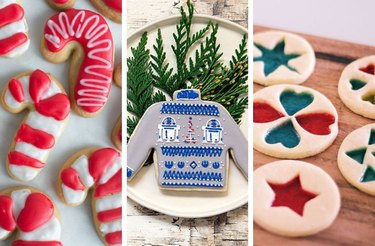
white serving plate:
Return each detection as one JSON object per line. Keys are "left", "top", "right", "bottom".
{"left": 127, "top": 15, "right": 248, "bottom": 218}
{"left": 0, "top": 1, "right": 122, "bottom": 245}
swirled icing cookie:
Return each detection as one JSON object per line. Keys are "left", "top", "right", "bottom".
{"left": 41, "top": 9, "right": 114, "bottom": 117}
{"left": 57, "top": 147, "right": 122, "bottom": 245}
{"left": 254, "top": 160, "right": 340, "bottom": 237}
{"left": 1, "top": 69, "right": 70, "bottom": 181}
{"left": 0, "top": 186, "right": 62, "bottom": 245}
{"left": 47, "top": 0, "right": 76, "bottom": 10}
{"left": 338, "top": 56, "right": 375, "bottom": 119}
{"left": 91, "top": 0, "right": 122, "bottom": 23}
{"left": 0, "top": 0, "right": 30, "bottom": 58}
{"left": 338, "top": 124, "right": 375, "bottom": 196}
{"left": 254, "top": 84, "right": 338, "bottom": 158}
{"left": 254, "top": 31, "right": 315, "bottom": 86}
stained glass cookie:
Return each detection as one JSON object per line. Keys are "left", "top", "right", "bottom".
{"left": 254, "top": 160, "right": 340, "bottom": 237}
{"left": 254, "top": 31, "right": 315, "bottom": 86}
{"left": 254, "top": 84, "right": 338, "bottom": 158}
{"left": 338, "top": 124, "right": 375, "bottom": 196}
{"left": 338, "top": 56, "right": 375, "bottom": 119}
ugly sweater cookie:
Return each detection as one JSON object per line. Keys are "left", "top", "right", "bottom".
{"left": 127, "top": 89, "right": 248, "bottom": 191}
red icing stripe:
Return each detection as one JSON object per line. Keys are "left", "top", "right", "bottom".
{"left": 88, "top": 148, "right": 120, "bottom": 182}
{"left": 16, "top": 124, "right": 55, "bottom": 149}
{"left": 0, "top": 4, "right": 24, "bottom": 28}
{"left": 296, "top": 113, "right": 335, "bottom": 135}
{"left": 61, "top": 168, "right": 86, "bottom": 191}
{"left": 8, "top": 79, "right": 25, "bottom": 103}
{"left": 35, "top": 94, "right": 70, "bottom": 121}
{"left": 95, "top": 169, "right": 121, "bottom": 198}
{"left": 0, "top": 33, "right": 28, "bottom": 56}
{"left": 97, "top": 207, "right": 121, "bottom": 223}
{"left": 254, "top": 102, "right": 284, "bottom": 123}
{"left": 29, "top": 70, "right": 51, "bottom": 103}
{"left": 0, "top": 195, "right": 16, "bottom": 231}
{"left": 53, "top": 0, "right": 69, "bottom": 3}
{"left": 12, "top": 241, "right": 62, "bottom": 246}
{"left": 104, "top": 0, "right": 122, "bottom": 12}
{"left": 8, "top": 151, "right": 45, "bottom": 168}
{"left": 105, "top": 231, "right": 122, "bottom": 244}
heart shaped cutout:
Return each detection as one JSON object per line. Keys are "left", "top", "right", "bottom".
{"left": 265, "top": 120, "right": 300, "bottom": 148}
{"left": 0, "top": 195, "right": 16, "bottom": 231}
{"left": 280, "top": 90, "right": 313, "bottom": 116}
{"left": 296, "top": 113, "right": 335, "bottom": 135}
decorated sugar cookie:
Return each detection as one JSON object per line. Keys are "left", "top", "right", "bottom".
{"left": 338, "top": 124, "right": 375, "bottom": 196}
{"left": 58, "top": 147, "right": 122, "bottom": 245}
{"left": 112, "top": 62, "right": 121, "bottom": 150}
{"left": 1, "top": 69, "right": 70, "bottom": 181}
{"left": 254, "top": 84, "right": 338, "bottom": 158}
{"left": 91, "top": 0, "right": 122, "bottom": 23}
{"left": 253, "top": 31, "right": 315, "bottom": 86}
{"left": 254, "top": 160, "right": 340, "bottom": 237}
{"left": 0, "top": 0, "right": 30, "bottom": 58}
{"left": 338, "top": 56, "right": 375, "bottom": 119}
{"left": 127, "top": 89, "right": 248, "bottom": 191}
{"left": 0, "top": 186, "right": 62, "bottom": 245}
{"left": 42, "top": 9, "right": 114, "bottom": 117}
{"left": 47, "top": 0, "right": 76, "bottom": 10}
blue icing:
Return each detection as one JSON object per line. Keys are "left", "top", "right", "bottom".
{"left": 162, "top": 170, "right": 223, "bottom": 182}
{"left": 212, "top": 162, "right": 220, "bottom": 169}
{"left": 176, "top": 89, "right": 200, "bottom": 100}
{"left": 162, "top": 182, "right": 224, "bottom": 188}
{"left": 165, "top": 161, "right": 174, "bottom": 169}
{"left": 127, "top": 167, "right": 134, "bottom": 178}
{"left": 177, "top": 161, "right": 185, "bottom": 168}
{"left": 280, "top": 90, "right": 313, "bottom": 116}
{"left": 265, "top": 120, "right": 300, "bottom": 148}
{"left": 161, "top": 146, "right": 223, "bottom": 157}
{"left": 202, "top": 160, "right": 209, "bottom": 168}
{"left": 190, "top": 161, "right": 198, "bottom": 169}
{"left": 161, "top": 103, "right": 220, "bottom": 116}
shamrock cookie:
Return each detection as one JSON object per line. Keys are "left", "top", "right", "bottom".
{"left": 338, "top": 56, "right": 375, "bottom": 119}
{"left": 58, "top": 147, "right": 122, "bottom": 245}
{"left": 0, "top": 0, "right": 30, "bottom": 58}
{"left": 127, "top": 89, "right": 248, "bottom": 191}
{"left": 338, "top": 124, "right": 375, "bottom": 196}
{"left": 254, "top": 31, "right": 315, "bottom": 86}
{"left": 47, "top": 0, "right": 76, "bottom": 10}
{"left": 254, "top": 84, "right": 338, "bottom": 158}
{"left": 42, "top": 9, "right": 115, "bottom": 117}
{"left": 254, "top": 160, "right": 340, "bottom": 237}
{"left": 0, "top": 186, "right": 62, "bottom": 245}
{"left": 1, "top": 69, "right": 70, "bottom": 181}
{"left": 91, "top": 0, "right": 122, "bottom": 23}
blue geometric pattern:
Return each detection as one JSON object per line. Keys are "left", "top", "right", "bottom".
{"left": 190, "top": 161, "right": 198, "bottom": 169}
{"left": 162, "top": 182, "right": 224, "bottom": 188}
{"left": 161, "top": 103, "right": 219, "bottom": 116}
{"left": 164, "top": 161, "right": 174, "bottom": 169}
{"left": 162, "top": 170, "right": 223, "bottom": 182}
{"left": 161, "top": 146, "right": 223, "bottom": 157}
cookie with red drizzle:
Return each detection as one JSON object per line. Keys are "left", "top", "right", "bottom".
{"left": 46, "top": 0, "right": 76, "bottom": 10}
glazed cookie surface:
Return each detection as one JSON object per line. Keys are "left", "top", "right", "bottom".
{"left": 1, "top": 69, "right": 70, "bottom": 181}
{"left": 253, "top": 31, "right": 315, "bottom": 86}
{"left": 338, "top": 56, "right": 375, "bottom": 119}
{"left": 0, "top": 186, "right": 62, "bottom": 245}
{"left": 338, "top": 124, "right": 375, "bottom": 196}
{"left": 47, "top": 0, "right": 76, "bottom": 10}
{"left": 254, "top": 160, "right": 340, "bottom": 237}
{"left": 0, "top": 0, "right": 30, "bottom": 58}
{"left": 91, "top": 0, "right": 122, "bottom": 23}
{"left": 254, "top": 84, "right": 338, "bottom": 159}
{"left": 57, "top": 147, "right": 122, "bottom": 246}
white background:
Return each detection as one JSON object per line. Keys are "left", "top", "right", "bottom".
{"left": 0, "top": 1, "right": 122, "bottom": 245}
{"left": 254, "top": 0, "right": 375, "bottom": 46}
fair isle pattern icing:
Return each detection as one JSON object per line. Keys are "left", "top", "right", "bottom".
{"left": 59, "top": 148, "right": 122, "bottom": 245}
{"left": 43, "top": 9, "right": 114, "bottom": 115}
{"left": 0, "top": 0, "right": 30, "bottom": 58}
{"left": 2, "top": 70, "right": 70, "bottom": 181}
{"left": 0, "top": 188, "right": 62, "bottom": 245}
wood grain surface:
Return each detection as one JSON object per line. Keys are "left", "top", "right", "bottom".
{"left": 127, "top": 1, "right": 248, "bottom": 245}
{"left": 254, "top": 26, "right": 375, "bottom": 246}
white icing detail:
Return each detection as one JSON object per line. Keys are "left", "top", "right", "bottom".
{"left": 0, "top": 228, "right": 11, "bottom": 240}
{"left": 19, "top": 216, "right": 61, "bottom": 241}
{"left": 11, "top": 189, "right": 31, "bottom": 218}
{"left": 15, "top": 142, "right": 49, "bottom": 161}
{"left": 41, "top": 80, "right": 62, "bottom": 100}
{"left": 99, "top": 219, "right": 121, "bottom": 234}
{"left": 44, "top": 11, "right": 113, "bottom": 107}
{"left": 61, "top": 184, "right": 86, "bottom": 204}
{"left": 0, "top": 20, "right": 27, "bottom": 39}
{"left": 25, "top": 112, "right": 65, "bottom": 137}
{"left": 9, "top": 165, "right": 40, "bottom": 181}
{"left": 71, "top": 155, "right": 94, "bottom": 187}
{"left": 96, "top": 193, "right": 122, "bottom": 212}
{"left": 99, "top": 156, "right": 121, "bottom": 184}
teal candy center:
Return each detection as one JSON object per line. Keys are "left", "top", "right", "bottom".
{"left": 350, "top": 79, "right": 366, "bottom": 90}
{"left": 265, "top": 120, "right": 300, "bottom": 148}
{"left": 280, "top": 90, "right": 314, "bottom": 116}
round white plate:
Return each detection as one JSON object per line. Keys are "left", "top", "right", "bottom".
{"left": 127, "top": 15, "right": 248, "bottom": 218}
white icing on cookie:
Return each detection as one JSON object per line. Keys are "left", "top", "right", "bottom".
{"left": 9, "top": 165, "right": 40, "bottom": 181}
{"left": 11, "top": 189, "right": 31, "bottom": 218}
{"left": 98, "top": 156, "right": 121, "bottom": 184}
{"left": 61, "top": 184, "right": 86, "bottom": 204}
{"left": 19, "top": 217, "right": 61, "bottom": 241}
{"left": 96, "top": 193, "right": 121, "bottom": 212}
{"left": 99, "top": 219, "right": 121, "bottom": 234}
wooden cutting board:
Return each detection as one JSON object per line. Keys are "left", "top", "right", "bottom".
{"left": 254, "top": 26, "right": 375, "bottom": 246}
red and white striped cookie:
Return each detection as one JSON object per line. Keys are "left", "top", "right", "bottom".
{"left": 46, "top": 0, "right": 76, "bottom": 11}
{"left": 0, "top": 186, "right": 62, "bottom": 246}
{"left": 0, "top": 0, "right": 30, "bottom": 58}
{"left": 91, "top": 0, "right": 122, "bottom": 23}
{"left": 1, "top": 69, "right": 70, "bottom": 181}
{"left": 58, "top": 147, "right": 122, "bottom": 246}
{"left": 42, "top": 9, "right": 114, "bottom": 117}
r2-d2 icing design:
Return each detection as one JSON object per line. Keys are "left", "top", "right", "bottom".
{"left": 158, "top": 117, "right": 180, "bottom": 142}
{"left": 203, "top": 119, "right": 223, "bottom": 144}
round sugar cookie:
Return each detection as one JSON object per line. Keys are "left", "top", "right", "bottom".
{"left": 338, "top": 56, "right": 375, "bottom": 119}
{"left": 254, "top": 160, "right": 340, "bottom": 237}
{"left": 254, "top": 84, "right": 338, "bottom": 159}
{"left": 338, "top": 124, "right": 375, "bottom": 196}
{"left": 253, "top": 31, "right": 315, "bottom": 86}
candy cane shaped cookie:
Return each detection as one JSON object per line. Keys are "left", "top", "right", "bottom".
{"left": 0, "top": 0, "right": 30, "bottom": 58}
{"left": 112, "top": 62, "right": 121, "bottom": 150}
{"left": 0, "top": 186, "right": 62, "bottom": 245}
{"left": 42, "top": 9, "right": 114, "bottom": 117}
{"left": 58, "top": 147, "right": 122, "bottom": 245}
{"left": 46, "top": 0, "right": 76, "bottom": 11}
{"left": 91, "top": 0, "right": 122, "bottom": 23}
{"left": 1, "top": 69, "right": 70, "bottom": 181}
